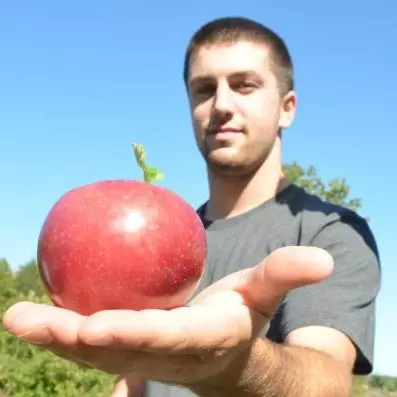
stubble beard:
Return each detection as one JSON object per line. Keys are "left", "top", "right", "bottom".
{"left": 202, "top": 144, "right": 273, "bottom": 180}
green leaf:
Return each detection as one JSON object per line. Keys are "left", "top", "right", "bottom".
{"left": 132, "top": 142, "right": 164, "bottom": 184}
{"left": 132, "top": 143, "right": 147, "bottom": 170}
{"left": 145, "top": 166, "right": 164, "bottom": 183}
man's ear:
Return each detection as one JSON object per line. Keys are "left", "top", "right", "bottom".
{"left": 279, "top": 91, "right": 297, "bottom": 129}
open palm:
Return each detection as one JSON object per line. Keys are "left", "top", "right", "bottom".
{"left": 2, "top": 246, "right": 333, "bottom": 387}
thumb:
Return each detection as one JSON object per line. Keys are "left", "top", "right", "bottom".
{"left": 236, "top": 246, "right": 334, "bottom": 318}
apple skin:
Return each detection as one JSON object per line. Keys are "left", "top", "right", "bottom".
{"left": 37, "top": 180, "right": 207, "bottom": 316}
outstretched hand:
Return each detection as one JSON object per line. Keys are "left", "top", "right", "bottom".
{"left": 2, "top": 246, "right": 333, "bottom": 388}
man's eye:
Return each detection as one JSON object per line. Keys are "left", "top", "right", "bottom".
{"left": 196, "top": 84, "right": 215, "bottom": 95}
{"left": 234, "top": 82, "right": 256, "bottom": 89}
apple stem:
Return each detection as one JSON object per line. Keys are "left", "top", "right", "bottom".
{"left": 132, "top": 143, "right": 164, "bottom": 184}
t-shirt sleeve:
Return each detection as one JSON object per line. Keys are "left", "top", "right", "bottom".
{"left": 278, "top": 209, "right": 381, "bottom": 375}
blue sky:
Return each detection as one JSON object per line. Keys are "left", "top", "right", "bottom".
{"left": 1, "top": 0, "right": 396, "bottom": 377}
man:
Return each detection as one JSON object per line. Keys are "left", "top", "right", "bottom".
{"left": 3, "top": 17, "right": 381, "bottom": 397}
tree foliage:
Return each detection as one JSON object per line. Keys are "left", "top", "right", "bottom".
{"left": 13, "top": 259, "right": 45, "bottom": 296}
{"left": 283, "top": 162, "right": 362, "bottom": 212}
{"left": 0, "top": 163, "right": 391, "bottom": 396}
{"left": 0, "top": 263, "right": 116, "bottom": 397}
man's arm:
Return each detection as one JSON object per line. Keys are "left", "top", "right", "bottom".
{"left": 115, "top": 327, "right": 354, "bottom": 397}
{"left": 192, "top": 209, "right": 381, "bottom": 397}
{"left": 111, "top": 325, "right": 354, "bottom": 397}
{"left": 110, "top": 209, "right": 380, "bottom": 397}
{"left": 190, "top": 325, "right": 355, "bottom": 397}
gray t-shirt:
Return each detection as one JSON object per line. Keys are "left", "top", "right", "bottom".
{"left": 146, "top": 184, "right": 381, "bottom": 396}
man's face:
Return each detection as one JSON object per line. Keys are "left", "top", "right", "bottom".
{"left": 187, "top": 40, "right": 295, "bottom": 177}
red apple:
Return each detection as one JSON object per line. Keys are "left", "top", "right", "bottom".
{"left": 36, "top": 144, "right": 207, "bottom": 316}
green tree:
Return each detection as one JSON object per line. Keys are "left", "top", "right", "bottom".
{"left": 351, "top": 376, "right": 370, "bottom": 397}
{"left": 0, "top": 258, "right": 17, "bottom": 307}
{"left": 13, "top": 259, "right": 45, "bottom": 296}
{"left": 0, "top": 260, "right": 116, "bottom": 397}
{"left": 370, "top": 375, "right": 397, "bottom": 391}
{"left": 283, "top": 162, "right": 362, "bottom": 212}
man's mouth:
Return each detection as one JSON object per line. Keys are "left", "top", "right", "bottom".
{"left": 207, "top": 127, "right": 244, "bottom": 138}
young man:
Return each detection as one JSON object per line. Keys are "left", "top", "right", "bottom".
{"left": 115, "top": 16, "right": 381, "bottom": 396}
{"left": 3, "top": 17, "right": 381, "bottom": 397}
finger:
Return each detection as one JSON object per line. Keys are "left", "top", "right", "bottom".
{"left": 110, "top": 375, "right": 145, "bottom": 397}
{"left": 110, "top": 377, "right": 132, "bottom": 397}
{"left": 236, "top": 246, "right": 334, "bottom": 317}
{"left": 2, "top": 301, "right": 85, "bottom": 346}
{"left": 78, "top": 302, "right": 252, "bottom": 353}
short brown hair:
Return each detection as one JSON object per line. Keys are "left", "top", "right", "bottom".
{"left": 183, "top": 17, "right": 294, "bottom": 96}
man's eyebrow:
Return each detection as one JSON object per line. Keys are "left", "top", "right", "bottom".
{"left": 230, "top": 70, "right": 264, "bottom": 81}
{"left": 189, "top": 70, "right": 263, "bottom": 86}
{"left": 188, "top": 75, "right": 214, "bottom": 87}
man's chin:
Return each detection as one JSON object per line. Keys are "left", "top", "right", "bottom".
{"left": 205, "top": 156, "right": 250, "bottom": 178}
{"left": 206, "top": 149, "right": 237, "bottom": 165}
{"left": 206, "top": 145, "right": 239, "bottom": 162}
{"left": 204, "top": 148, "right": 267, "bottom": 178}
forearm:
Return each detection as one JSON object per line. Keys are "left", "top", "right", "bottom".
{"left": 190, "top": 338, "right": 352, "bottom": 397}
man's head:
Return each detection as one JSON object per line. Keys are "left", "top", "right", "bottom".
{"left": 184, "top": 17, "right": 297, "bottom": 178}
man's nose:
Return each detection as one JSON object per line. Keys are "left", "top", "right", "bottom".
{"left": 213, "top": 85, "right": 234, "bottom": 116}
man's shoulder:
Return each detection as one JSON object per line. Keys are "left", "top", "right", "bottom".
{"left": 287, "top": 183, "right": 365, "bottom": 224}
{"left": 293, "top": 186, "right": 379, "bottom": 257}
{"left": 194, "top": 183, "right": 379, "bottom": 260}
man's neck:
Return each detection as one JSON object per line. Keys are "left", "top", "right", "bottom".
{"left": 205, "top": 146, "right": 289, "bottom": 221}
